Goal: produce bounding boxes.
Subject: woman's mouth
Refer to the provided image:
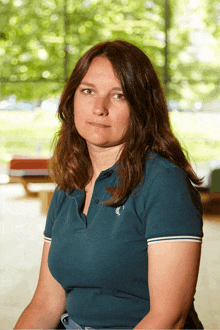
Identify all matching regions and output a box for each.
[88,122,110,128]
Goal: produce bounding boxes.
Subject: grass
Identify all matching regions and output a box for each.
[170,111,220,164]
[0,110,60,165]
[0,110,220,167]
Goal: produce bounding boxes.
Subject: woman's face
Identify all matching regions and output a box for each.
[74,56,130,150]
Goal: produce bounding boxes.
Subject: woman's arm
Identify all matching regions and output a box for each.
[134,241,201,329]
[14,242,66,329]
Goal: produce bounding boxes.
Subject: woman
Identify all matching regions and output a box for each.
[14,40,203,329]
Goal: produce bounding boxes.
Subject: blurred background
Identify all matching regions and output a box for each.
[0,0,220,328]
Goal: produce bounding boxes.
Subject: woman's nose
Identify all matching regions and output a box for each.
[92,96,109,116]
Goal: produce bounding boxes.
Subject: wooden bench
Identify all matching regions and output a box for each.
[197,168,220,215]
[9,156,53,197]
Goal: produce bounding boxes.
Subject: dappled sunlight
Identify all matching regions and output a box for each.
[0,110,60,165]
[170,111,220,163]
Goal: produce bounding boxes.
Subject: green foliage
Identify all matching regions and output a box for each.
[203,0,220,38]
[168,0,220,105]
[0,0,169,100]
[0,0,219,104]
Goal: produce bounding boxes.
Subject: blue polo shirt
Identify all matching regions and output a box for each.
[44,151,203,329]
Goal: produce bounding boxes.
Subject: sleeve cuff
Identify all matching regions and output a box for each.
[44,235,52,243]
[147,236,202,245]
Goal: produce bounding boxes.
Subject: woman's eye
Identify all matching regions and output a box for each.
[82,89,94,95]
[113,93,124,100]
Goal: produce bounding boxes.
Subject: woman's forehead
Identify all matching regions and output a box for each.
[80,56,122,88]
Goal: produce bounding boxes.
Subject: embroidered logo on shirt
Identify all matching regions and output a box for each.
[115,205,125,216]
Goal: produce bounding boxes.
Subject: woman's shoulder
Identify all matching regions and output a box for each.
[141,150,202,207]
[49,186,69,213]
[53,185,67,201]
[44,186,72,239]
[139,151,203,241]
[144,150,187,181]
[51,186,85,213]
[143,150,202,212]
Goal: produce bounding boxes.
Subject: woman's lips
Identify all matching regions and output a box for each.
[87,122,110,128]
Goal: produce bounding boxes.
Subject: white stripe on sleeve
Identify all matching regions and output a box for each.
[147,236,202,245]
[44,236,52,243]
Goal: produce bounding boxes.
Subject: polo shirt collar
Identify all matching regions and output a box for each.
[97,163,115,180]
[66,162,116,199]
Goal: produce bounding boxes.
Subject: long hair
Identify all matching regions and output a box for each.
[50,40,202,206]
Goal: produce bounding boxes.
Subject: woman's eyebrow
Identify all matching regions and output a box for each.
[80,82,122,91]
[80,82,95,87]
[112,87,123,92]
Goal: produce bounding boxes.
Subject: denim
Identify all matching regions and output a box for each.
[61,313,96,330]
[61,307,203,330]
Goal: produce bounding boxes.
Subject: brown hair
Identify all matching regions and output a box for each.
[50,40,202,206]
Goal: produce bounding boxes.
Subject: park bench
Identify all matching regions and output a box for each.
[9,156,55,213]
[9,155,53,195]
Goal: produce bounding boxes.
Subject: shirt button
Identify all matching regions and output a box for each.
[95,199,99,204]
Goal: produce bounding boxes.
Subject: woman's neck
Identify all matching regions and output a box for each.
[87,143,124,180]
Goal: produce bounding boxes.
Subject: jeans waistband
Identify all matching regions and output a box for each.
[61,313,96,330]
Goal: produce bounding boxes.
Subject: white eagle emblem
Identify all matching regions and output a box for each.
[115,205,125,216]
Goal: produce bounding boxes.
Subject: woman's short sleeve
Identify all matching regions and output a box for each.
[43,186,65,242]
[143,166,203,245]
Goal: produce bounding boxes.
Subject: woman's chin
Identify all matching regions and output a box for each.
[86,140,113,149]
[86,139,124,150]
